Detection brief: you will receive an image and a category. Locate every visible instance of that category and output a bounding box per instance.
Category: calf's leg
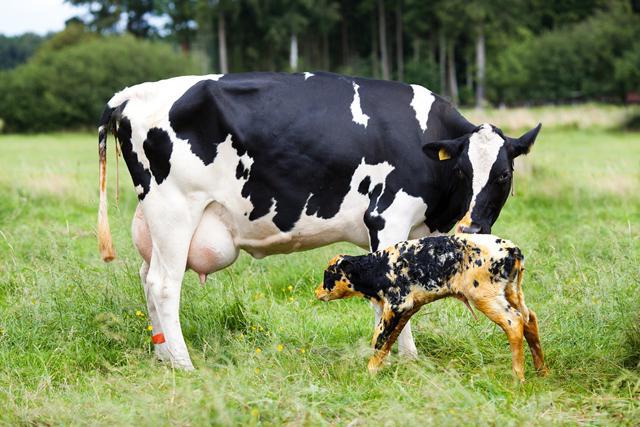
[474,295,526,382]
[368,304,416,373]
[523,309,547,375]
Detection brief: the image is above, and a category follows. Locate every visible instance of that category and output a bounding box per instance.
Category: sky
[0,0,84,36]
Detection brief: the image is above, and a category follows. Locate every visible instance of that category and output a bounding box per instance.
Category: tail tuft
[98,106,116,262]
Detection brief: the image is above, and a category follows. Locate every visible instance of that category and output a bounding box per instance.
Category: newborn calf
[315,234,547,381]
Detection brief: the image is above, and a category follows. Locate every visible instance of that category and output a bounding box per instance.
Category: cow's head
[423,123,541,234]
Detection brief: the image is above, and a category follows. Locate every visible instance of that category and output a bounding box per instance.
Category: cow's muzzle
[457,223,483,234]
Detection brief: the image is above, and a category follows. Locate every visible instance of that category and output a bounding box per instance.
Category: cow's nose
[458,224,482,234]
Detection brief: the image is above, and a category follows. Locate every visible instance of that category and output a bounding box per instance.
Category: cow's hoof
[398,346,419,360]
[154,343,172,362]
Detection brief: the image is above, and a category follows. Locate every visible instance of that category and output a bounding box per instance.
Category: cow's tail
[98,105,116,262]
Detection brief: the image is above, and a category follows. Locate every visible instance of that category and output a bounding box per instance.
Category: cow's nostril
[460,224,482,234]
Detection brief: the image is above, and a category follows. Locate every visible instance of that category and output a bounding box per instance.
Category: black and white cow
[97,72,540,369]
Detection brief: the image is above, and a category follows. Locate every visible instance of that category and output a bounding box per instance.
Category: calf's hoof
[367,360,381,375]
[537,366,549,377]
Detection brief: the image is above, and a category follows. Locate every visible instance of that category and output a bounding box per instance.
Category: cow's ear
[508,123,541,158]
[422,137,466,161]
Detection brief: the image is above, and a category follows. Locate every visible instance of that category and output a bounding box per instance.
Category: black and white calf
[97,72,540,369]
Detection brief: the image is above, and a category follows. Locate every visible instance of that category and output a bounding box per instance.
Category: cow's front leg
[139,261,171,362]
[143,196,200,370]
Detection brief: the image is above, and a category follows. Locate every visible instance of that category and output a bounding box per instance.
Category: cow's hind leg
[142,196,201,370]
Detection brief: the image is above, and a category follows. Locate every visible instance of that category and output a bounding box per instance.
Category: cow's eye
[454,167,465,179]
[497,171,511,183]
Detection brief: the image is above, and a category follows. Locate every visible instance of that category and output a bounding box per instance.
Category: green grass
[0,126,639,425]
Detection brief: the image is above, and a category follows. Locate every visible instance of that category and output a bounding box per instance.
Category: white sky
[0,0,84,36]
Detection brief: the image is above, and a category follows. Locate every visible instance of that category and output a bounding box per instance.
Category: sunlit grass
[0,122,639,425]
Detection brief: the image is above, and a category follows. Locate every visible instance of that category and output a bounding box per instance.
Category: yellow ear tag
[438,148,451,161]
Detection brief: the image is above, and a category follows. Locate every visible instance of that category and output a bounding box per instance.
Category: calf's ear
[423,137,466,161]
[508,123,541,158]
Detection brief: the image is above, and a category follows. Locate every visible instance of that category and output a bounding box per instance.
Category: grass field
[0,123,639,425]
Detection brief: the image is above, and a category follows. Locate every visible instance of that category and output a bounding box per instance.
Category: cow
[315,234,547,381]
[97,72,540,369]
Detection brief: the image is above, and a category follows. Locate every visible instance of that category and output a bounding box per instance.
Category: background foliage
[0,0,639,132]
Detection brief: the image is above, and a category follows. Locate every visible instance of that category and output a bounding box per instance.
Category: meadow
[0,110,639,425]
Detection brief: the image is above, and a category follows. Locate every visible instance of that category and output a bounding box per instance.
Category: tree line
[64,0,640,106]
[0,0,639,132]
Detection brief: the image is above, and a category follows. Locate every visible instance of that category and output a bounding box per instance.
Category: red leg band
[152,333,166,344]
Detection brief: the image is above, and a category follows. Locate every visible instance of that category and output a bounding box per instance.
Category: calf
[315,234,547,381]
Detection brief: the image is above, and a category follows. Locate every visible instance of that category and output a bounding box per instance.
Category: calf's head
[423,123,541,234]
[315,255,361,301]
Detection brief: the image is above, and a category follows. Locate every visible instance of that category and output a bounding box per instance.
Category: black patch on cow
[169,79,227,165]
[143,127,173,185]
[236,160,249,180]
[117,117,151,200]
[364,183,385,250]
[358,176,371,195]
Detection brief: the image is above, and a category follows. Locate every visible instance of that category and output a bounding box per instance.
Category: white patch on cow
[293,158,395,249]
[467,123,504,207]
[350,82,370,128]
[135,184,144,195]
[410,84,435,132]
[376,190,427,250]
[304,72,314,80]
[107,74,223,108]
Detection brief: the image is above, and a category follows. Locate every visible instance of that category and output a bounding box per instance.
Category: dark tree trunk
[475,24,486,108]
[395,0,404,81]
[439,31,447,96]
[378,0,390,80]
[341,0,350,67]
[322,30,330,70]
[371,11,380,78]
[447,41,459,105]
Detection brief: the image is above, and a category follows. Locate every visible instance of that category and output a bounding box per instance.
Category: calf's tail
[98,105,116,262]
[514,257,529,323]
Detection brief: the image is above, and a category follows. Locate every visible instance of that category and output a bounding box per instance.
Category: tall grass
[0,124,638,425]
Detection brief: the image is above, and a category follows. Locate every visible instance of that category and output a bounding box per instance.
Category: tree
[0,33,46,70]
[0,35,199,132]
[377,0,390,79]
[65,0,157,37]
[160,0,198,54]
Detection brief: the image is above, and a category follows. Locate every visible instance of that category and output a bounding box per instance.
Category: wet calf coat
[316,234,547,381]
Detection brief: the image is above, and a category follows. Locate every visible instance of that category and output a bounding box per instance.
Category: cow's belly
[231,205,372,258]
[132,200,370,275]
